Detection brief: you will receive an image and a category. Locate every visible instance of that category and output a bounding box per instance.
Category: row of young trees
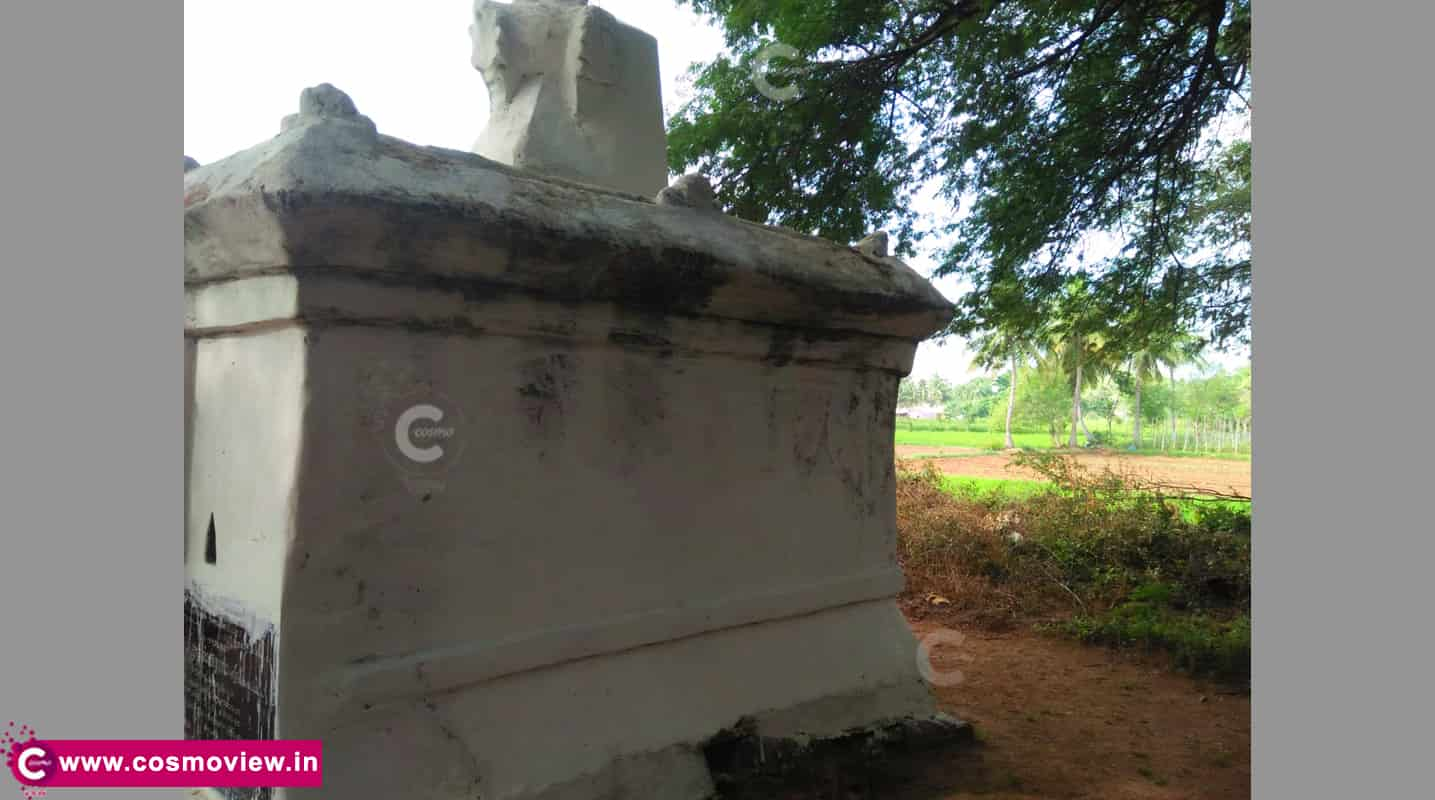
[900,359,1251,454]
[1004,361,1251,452]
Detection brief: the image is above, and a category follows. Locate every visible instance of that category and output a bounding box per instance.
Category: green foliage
[1014,357,1072,443]
[948,376,1003,420]
[1060,604,1250,682]
[1134,380,1172,425]
[897,374,955,407]
[1181,367,1248,420]
[908,355,1254,453]
[1082,385,1119,427]
[939,475,1052,503]
[670,0,1253,351]
[1195,502,1252,537]
[1184,140,1252,346]
[897,375,1006,422]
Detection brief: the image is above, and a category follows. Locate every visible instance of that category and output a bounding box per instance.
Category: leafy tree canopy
[1015,356,1074,433]
[669,0,1251,351]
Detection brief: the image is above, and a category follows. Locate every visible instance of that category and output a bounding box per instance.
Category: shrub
[1196,503,1253,536]
[1059,603,1250,682]
[895,454,1251,683]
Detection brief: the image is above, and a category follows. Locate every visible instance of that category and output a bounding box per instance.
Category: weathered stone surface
[705,711,974,795]
[279,82,376,136]
[185,84,956,800]
[469,0,668,197]
[856,230,891,259]
[655,173,718,212]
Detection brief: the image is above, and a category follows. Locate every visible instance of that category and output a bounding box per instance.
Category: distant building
[896,403,945,420]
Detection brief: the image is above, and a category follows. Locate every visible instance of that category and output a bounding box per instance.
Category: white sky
[184,0,1247,383]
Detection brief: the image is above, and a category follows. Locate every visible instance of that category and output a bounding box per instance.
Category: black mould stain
[765,328,798,367]
[534,318,580,339]
[184,590,277,800]
[234,188,954,326]
[608,329,675,354]
[763,325,870,368]
[606,354,673,477]
[517,352,578,440]
[792,402,834,478]
[765,387,783,451]
[597,244,728,314]
[872,374,900,427]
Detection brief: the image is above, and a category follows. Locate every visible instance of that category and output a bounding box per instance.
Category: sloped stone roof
[184,87,954,341]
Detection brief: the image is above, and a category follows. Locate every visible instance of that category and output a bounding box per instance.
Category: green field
[895,428,1048,450]
[894,419,1251,460]
[932,474,1250,524]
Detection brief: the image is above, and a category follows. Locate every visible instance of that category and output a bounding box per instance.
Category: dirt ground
[894,447,1251,498]
[726,615,1250,799]
[903,614,1250,799]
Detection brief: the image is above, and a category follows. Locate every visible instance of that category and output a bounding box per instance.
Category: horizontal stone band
[185,273,920,373]
[333,566,906,704]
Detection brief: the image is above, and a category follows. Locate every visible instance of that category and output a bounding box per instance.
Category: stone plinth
[183,90,954,800]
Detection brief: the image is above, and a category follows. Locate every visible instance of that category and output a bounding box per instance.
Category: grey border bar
[1256,1,1435,797]
[0,1,182,792]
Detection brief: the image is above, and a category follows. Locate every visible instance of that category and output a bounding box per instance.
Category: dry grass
[896,461,1067,628]
[894,455,1252,682]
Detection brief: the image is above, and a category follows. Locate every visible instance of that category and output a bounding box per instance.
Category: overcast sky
[184,0,1246,382]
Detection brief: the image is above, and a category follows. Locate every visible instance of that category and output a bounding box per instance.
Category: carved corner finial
[280,83,377,136]
[855,231,890,259]
[654,174,718,212]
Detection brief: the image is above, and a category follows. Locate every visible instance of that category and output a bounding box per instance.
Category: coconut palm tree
[971,329,1030,449]
[1126,336,1180,450]
[1165,334,1208,450]
[1045,277,1116,448]
[1120,326,1207,450]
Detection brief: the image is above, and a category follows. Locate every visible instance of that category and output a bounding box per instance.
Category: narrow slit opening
[204,513,217,565]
